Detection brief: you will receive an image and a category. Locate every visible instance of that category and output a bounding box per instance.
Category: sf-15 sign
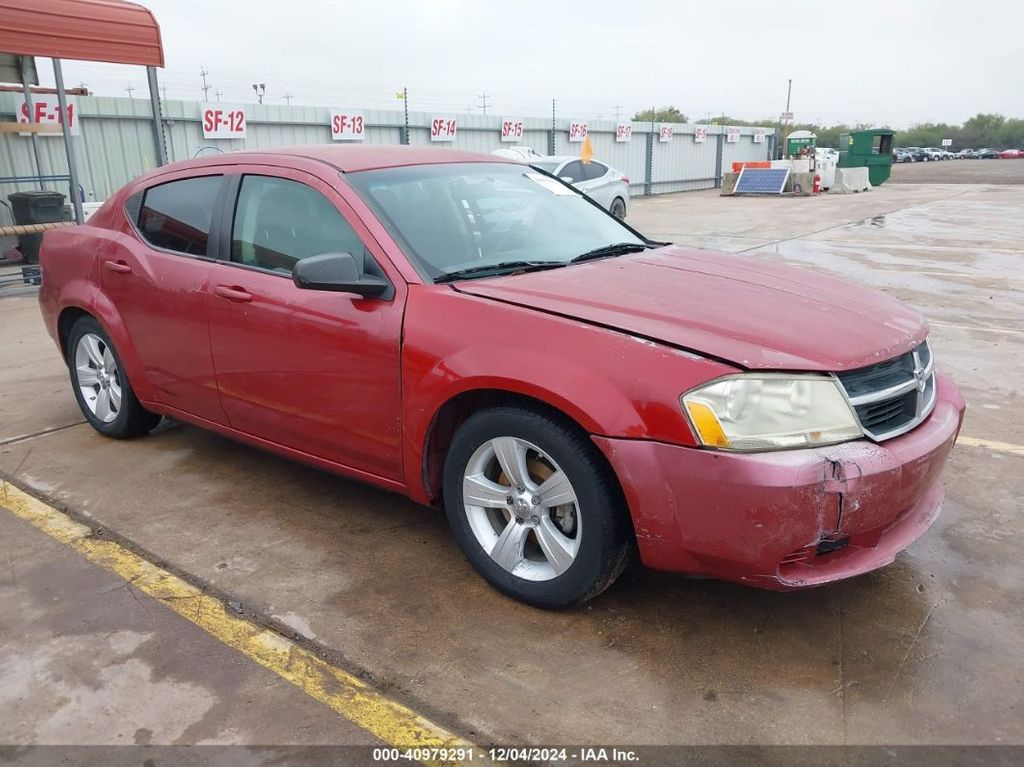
[202,106,247,139]
[17,95,80,136]
[331,111,365,141]
[501,119,524,142]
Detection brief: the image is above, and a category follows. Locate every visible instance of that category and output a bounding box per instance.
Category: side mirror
[292,252,389,297]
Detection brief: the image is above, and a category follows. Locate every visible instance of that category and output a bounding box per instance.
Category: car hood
[454,246,927,371]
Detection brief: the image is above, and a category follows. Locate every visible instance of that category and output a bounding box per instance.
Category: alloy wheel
[462,436,581,581]
[75,332,121,424]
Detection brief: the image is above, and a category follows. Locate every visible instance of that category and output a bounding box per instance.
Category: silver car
[531,156,630,219]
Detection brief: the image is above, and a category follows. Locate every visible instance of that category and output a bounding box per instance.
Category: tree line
[631,109,1024,150]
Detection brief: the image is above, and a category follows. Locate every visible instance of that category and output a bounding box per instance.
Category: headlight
[681,375,862,451]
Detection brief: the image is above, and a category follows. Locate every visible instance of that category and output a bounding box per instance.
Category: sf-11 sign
[753,128,766,144]
[17,95,80,136]
[331,111,365,141]
[693,126,708,143]
[202,106,247,139]
[659,125,673,143]
[726,126,741,143]
[616,123,632,142]
[501,119,524,142]
[431,117,457,142]
[568,121,588,143]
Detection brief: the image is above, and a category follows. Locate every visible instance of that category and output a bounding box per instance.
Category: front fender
[401,285,737,501]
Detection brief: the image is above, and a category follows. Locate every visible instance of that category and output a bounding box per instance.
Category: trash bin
[8,190,67,266]
[837,129,895,186]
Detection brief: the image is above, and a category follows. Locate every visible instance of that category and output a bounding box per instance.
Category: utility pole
[549,98,556,155]
[396,86,409,145]
[125,84,135,98]
[200,67,211,101]
[251,83,266,104]
[160,83,168,101]
[283,93,293,105]
[216,90,223,103]
[781,78,792,159]
[613,104,622,121]
[478,92,490,115]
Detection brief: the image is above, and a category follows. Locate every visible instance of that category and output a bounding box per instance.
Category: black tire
[67,316,161,439]
[443,405,633,608]
[610,197,627,219]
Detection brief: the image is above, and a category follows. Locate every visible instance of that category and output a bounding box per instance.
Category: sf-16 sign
[568,121,588,143]
[331,111,365,141]
[202,106,247,139]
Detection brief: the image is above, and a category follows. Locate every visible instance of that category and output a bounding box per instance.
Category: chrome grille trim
[834,341,936,442]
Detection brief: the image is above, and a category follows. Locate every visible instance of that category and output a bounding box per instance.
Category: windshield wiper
[434,260,566,283]
[570,242,652,264]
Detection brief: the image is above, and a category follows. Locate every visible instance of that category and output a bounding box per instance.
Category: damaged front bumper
[593,372,966,589]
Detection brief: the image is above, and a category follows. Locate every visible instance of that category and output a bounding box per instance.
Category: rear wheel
[443,405,632,608]
[67,317,161,438]
[610,197,627,219]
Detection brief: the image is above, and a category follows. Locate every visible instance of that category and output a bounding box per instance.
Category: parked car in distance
[957,148,976,159]
[902,147,928,162]
[530,156,630,218]
[922,148,946,161]
[893,148,915,163]
[977,148,999,159]
[38,145,966,608]
[998,148,1022,159]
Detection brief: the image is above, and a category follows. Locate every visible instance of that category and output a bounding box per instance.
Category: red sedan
[39,145,965,607]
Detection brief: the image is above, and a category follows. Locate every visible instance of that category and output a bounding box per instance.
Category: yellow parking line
[0,480,480,762]
[957,436,1024,457]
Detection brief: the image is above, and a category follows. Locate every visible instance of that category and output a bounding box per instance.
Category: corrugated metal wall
[0,93,772,216]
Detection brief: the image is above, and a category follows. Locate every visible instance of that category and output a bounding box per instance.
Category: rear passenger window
[583,162,607,181]
[559,161,585,183]
[138,176,222,256]
[231,175,367,274]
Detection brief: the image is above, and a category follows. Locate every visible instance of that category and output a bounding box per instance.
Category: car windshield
[346,162,644,281]
[530,161,560,174]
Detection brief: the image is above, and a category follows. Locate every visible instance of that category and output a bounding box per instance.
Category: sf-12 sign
[500,119,524,142]
[202,106,247,139]
[693,126,708,143]
[659,125,673,143]
[331,111,365,141]
[753,128,767,144]
[17,94,80,136]
[726,126,741,143]
[616,123,632,142]
[568,121,588,143]
[431,116,457,142]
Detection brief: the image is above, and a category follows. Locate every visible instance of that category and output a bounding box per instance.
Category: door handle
[213,285,253,303]
[103,259,132,274]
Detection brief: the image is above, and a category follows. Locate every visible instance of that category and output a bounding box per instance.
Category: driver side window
[231,175,366,274]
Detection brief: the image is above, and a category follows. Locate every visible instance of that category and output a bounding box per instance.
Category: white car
[530,156,630,219]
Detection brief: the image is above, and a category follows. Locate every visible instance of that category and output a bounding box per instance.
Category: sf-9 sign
[568,121,588,143]
[500,119,524,142]
[202,106,246,139]
[331,111,365,141]
[431,117,457,142]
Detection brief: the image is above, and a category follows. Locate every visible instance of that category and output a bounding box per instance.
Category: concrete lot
[1,179,1022,749]
[889,158,1024,184]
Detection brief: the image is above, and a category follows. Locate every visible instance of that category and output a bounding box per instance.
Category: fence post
[644,130,654,197]
[548,99,556,155]
[714,132,724,189]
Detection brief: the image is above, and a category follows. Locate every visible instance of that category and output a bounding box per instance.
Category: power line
[200,67,211,101]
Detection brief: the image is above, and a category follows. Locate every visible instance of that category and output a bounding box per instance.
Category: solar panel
[734,167,790,194]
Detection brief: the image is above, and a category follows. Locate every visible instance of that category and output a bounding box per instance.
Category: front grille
[836,341,935,441]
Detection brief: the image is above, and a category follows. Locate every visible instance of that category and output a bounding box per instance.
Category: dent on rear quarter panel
[399,285,737,502]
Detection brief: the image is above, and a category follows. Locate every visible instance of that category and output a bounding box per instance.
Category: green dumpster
[785,130,816,157]
[837,129,895,186]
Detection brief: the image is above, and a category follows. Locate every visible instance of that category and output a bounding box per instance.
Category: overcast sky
[34,0,1024,127]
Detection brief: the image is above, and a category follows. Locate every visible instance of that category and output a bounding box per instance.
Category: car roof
[156,144,518,175]
[535,155,599,164]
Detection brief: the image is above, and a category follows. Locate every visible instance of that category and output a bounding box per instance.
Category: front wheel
[443,405,633,608]
[67,316,161,438]
[610,197,627,219]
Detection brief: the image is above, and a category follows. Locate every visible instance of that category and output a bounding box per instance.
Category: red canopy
[0,0,164,67]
